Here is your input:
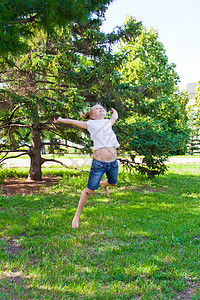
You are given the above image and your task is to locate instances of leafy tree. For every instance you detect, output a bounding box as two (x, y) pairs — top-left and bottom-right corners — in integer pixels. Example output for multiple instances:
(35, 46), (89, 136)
(115, 23), (190, 176)
(0, 0), (113, 56)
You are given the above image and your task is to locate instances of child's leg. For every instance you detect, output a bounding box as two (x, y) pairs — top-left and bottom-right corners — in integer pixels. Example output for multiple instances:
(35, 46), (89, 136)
(101, 160), (118, 196)
(72, 187), (94, 228)
(100, 179), (117, 197)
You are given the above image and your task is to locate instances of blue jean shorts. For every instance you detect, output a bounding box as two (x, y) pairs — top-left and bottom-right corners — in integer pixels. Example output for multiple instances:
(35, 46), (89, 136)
(87, 158), (119, 191)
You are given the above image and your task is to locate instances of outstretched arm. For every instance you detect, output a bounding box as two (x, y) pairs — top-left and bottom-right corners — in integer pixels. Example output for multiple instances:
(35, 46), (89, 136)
(53, 117), (87, 129)
(110, 108), (118, 126)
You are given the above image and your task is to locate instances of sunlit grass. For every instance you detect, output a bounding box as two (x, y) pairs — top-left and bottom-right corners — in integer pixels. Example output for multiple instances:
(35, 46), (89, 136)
(0, 161), (200, 299)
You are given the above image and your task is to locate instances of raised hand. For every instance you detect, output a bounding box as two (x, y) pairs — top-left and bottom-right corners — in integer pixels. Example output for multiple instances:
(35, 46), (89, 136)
(53, 117), (62, 124)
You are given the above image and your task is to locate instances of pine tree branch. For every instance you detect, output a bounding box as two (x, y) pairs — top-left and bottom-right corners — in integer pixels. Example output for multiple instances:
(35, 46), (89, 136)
(10, 9), (45, 25)
(9, 105), (22, 121)
(0, 124), (30, 129)
(42, 140), (85, 151)
(0, 117), (24, 127)
(0, 148), (30, 153)
(41, 158), (89, 173)
(0, 151), (29, 164)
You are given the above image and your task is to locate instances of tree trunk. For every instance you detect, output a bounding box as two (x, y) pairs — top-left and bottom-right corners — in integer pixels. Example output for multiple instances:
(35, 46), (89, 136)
(28, 125), (42, 181)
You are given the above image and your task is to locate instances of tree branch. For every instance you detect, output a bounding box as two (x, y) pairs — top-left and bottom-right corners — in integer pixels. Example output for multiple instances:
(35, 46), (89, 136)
(0, 79), (27, 83)
(35, 80), (57, 84)
(0, 144), (30, 154)
(10, 9), (45, 25)
(0, 117), (24, 127)
(9, 105), (22, 121)
(41, 158), (89, 173)
(0, 149), (29, 153)
(0, 144), (30, 153)
(0, 123), (30, 129)
(42, 139), (85, 151)
(0, 152), (29, 164)
(42, 142), (66, 147)
(11, 15), (39, 24)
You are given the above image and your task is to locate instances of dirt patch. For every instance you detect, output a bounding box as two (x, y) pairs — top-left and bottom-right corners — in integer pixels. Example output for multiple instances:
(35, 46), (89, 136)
(3, 236), (22, 256)
(0, 271), (30, 298)
(118, 185), (165, 193)
(174, 282), (200, 299)
(0, 175), (59, 195)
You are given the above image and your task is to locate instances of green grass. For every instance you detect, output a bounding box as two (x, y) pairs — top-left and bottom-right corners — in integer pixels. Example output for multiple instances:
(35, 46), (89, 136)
(0, 162), (200, 299)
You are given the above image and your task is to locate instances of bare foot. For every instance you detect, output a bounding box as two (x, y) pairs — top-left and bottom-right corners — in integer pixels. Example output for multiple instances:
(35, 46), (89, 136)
(100, 181), (110, 197)
(72, 216), (79, 228)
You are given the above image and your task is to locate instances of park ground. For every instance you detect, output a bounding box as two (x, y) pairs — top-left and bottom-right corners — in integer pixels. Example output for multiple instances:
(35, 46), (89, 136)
(0, 155), (200, 299)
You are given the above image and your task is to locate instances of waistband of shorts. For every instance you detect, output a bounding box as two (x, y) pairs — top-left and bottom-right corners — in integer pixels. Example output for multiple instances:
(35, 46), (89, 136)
(92, 158), (117, 165)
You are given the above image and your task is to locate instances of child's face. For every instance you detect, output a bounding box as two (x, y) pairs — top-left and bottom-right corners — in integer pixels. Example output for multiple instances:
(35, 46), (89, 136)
(91, 105), (106, 119)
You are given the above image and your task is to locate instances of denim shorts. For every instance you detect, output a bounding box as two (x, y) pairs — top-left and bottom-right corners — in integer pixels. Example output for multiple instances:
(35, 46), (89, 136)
(87, 158), (119, 191)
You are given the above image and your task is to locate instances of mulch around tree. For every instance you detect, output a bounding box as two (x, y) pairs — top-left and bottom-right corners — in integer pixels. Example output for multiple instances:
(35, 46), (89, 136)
(0, 175), (59, 195)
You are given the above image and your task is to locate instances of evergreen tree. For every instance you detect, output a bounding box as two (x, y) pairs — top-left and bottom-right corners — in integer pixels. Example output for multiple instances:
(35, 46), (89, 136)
(0, 17), (142, 180)
(0, 0), (113, 56)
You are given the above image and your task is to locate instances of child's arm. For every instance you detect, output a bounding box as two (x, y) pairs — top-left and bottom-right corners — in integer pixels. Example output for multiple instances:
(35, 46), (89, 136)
(110, 108), (118, 125)
(53, 117), (87, 129)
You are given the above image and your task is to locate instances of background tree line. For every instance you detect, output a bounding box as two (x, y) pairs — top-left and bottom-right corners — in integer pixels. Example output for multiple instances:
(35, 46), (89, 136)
(0, 1), (190, 180)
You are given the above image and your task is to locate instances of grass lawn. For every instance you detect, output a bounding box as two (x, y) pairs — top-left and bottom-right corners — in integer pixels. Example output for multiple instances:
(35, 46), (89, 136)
(0, 162), (200, 299)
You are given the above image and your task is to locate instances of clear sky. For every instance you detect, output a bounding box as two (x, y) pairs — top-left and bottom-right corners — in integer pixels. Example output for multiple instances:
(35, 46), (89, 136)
(101, 0), (200, 90)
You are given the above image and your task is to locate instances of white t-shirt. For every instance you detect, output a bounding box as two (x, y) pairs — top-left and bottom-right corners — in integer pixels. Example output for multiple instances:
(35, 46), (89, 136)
(87, 119), (120, 151)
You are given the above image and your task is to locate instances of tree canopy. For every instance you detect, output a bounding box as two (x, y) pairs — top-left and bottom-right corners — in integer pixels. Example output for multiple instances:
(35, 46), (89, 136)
(0, 15), (143, 179)
(114, 24), (190, 175)
(0, 0), (113, 56)
(0, 15), (190, 179)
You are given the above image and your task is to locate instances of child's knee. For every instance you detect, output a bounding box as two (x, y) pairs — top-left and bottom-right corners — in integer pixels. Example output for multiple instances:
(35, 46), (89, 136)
(85, 188), (94, 195)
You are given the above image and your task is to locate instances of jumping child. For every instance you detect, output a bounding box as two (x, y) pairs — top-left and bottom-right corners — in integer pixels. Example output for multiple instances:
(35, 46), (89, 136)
(53, 104), (120, 228)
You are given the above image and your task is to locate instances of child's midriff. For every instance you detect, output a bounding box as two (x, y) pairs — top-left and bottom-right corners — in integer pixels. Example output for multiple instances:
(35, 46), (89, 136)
(93, 147), (117, 162)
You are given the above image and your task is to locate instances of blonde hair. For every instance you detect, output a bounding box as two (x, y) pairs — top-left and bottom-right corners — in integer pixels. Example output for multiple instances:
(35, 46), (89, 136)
(79, 108), (93, 120)
(79, 103), (106, 120)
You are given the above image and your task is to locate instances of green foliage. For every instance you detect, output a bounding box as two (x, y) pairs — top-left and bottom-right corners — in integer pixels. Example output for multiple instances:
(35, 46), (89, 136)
(0, 167), (28, 180)
(0, 17), (142, 159)
(186, 84), (200, 155)
(117, 116), (189, 177)
(194, 81), (200, 127)
(119, 27), (179, 96)
(0, 0), (114, 56)
(0, 15), (190, 177)
(114, 21), (190, 176)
